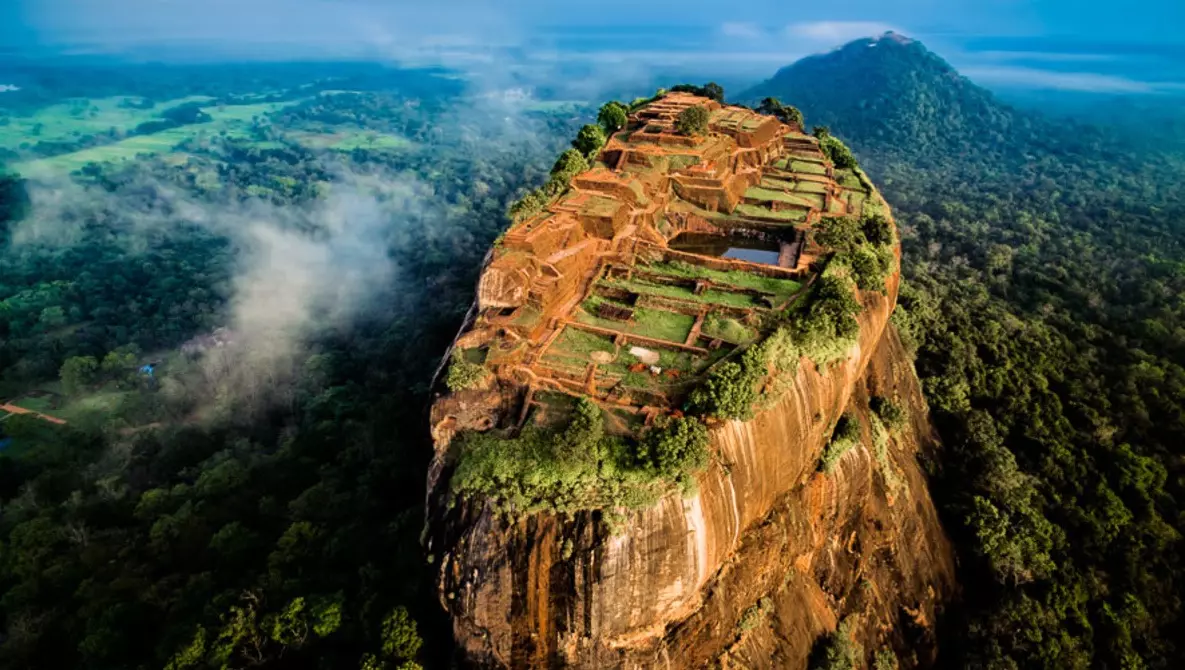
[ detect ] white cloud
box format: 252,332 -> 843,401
961,66 -> 1156,93
0,84 -> 18,92
785,21 -> 898,44
973,50 -> 1120,64
720,22 -> 763,40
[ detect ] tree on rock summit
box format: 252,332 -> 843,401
675,106 -> 710,137
597,101 -> 628,133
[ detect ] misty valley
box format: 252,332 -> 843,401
1,31 -> 1185,670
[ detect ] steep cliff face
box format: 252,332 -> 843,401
652,324 -> 955,668
425,92 -> 955,667
426,267 -> 955,667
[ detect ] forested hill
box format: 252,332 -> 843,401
747,35 -> 1185,668
738,32 -> 1130,167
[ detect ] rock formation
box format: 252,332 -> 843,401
425,92 -> 955,668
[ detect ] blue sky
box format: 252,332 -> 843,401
4,1 -> 1184,94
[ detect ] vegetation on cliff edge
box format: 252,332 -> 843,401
449,399 -> 709,515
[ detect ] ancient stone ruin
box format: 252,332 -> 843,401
450,92 -> 872,427
425,92 -> 952,669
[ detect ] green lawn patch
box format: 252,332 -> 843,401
745,186 -> 807,205
644,260 -> 802,301
601,278 -> 756,308
550,328 -> 616,358
701,314 -> 758,344
760,176 -> 799,191
12,394 -> 56,414
575,296 -> 694,344
792,181 -> 829,194
631,308 -> 695,343
745,186 -> 818,209
835,170 -> 864,189
734,204 -> 807,222
791,161 -> 828,175
791,152 -> 827,164
55,391 -> 128,423
289,128 -> 412,152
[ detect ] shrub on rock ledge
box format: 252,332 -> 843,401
675,105 -> 710,137
445,350 -> 489,391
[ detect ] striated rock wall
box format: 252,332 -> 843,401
425,258 -> 957,667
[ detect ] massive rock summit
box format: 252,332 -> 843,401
425,91 -> 954,667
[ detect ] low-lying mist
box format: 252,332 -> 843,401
13,168 -> 418,420
1,86 -> 582,427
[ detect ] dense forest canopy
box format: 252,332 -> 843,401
0,63 -> 587,669
0,37 -> 1184,669
747,35 -> 1185,669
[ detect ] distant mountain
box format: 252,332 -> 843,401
739,32 -> 1033,159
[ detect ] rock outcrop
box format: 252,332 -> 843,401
424,93 -> 955,668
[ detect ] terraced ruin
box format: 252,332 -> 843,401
423,91 -> 956,670
443,92 -> 884,431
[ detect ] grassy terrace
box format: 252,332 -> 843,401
550,328 -> 615,357
601,276 -> 758,308
759,170 -> 831,194
748,185 -> 823,209
641,261 -> 803,302
734,203 -> 808,222
701,313 -> 759,344
576,296 -> 696,343
791,180 -> 830,194
836,170 -> 864,189
745,186 -> 814,206
790,160 -> 828,175
632,309 -> 695,342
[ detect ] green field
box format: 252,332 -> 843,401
57,391 -> 128,423
290,129 -> 412,152
11,394 -> 56,414
0,95 -> 215,152
12,100 -> 301,175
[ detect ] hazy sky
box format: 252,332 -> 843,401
5,1 -> 1185,93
